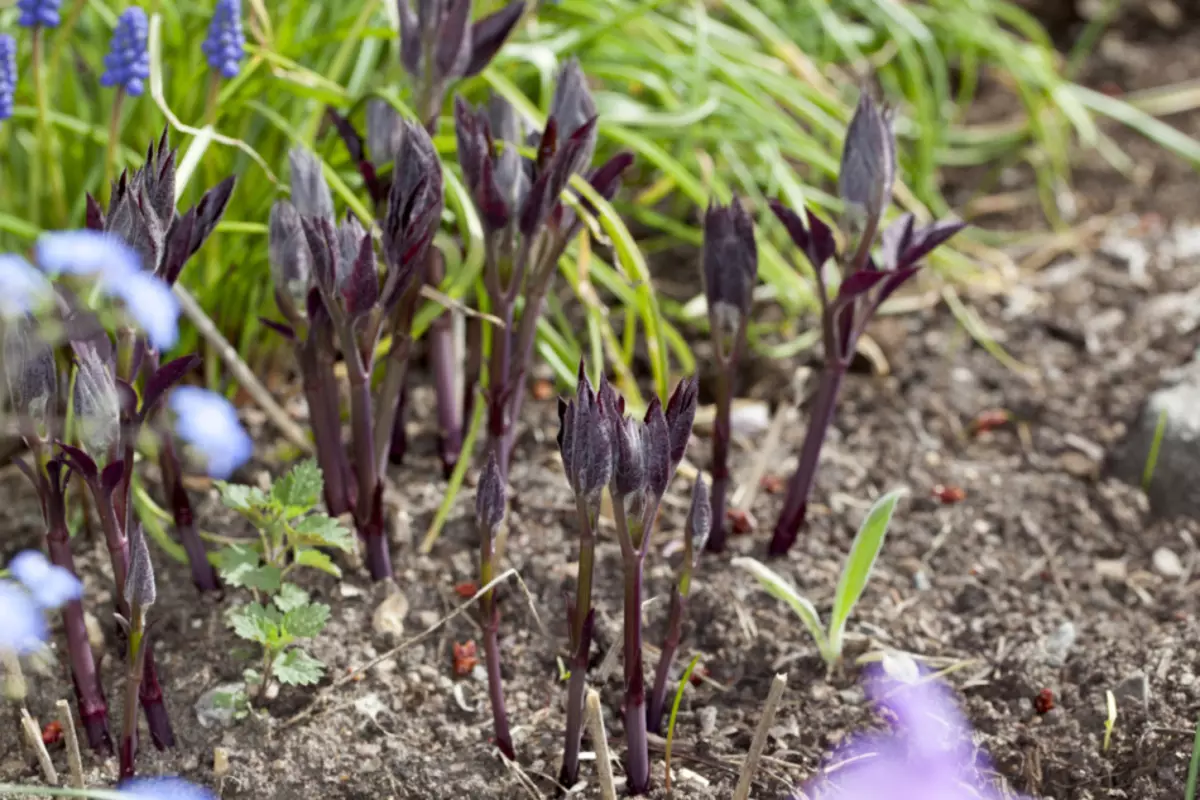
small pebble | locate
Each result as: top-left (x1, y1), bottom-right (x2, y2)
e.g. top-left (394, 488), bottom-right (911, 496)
top-left (372, 590), bottom-right (410, 639)
top-left (212, 747), bottom-right (230, 777)
top-left (1113, 671), bottom-right (1150, 709)
top-left (1041, 621), bottom-right (1077, 667)
top-left (1152, 547), bottom-right (1184, 578)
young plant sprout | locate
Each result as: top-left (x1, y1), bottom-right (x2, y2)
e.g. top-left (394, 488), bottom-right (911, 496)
top-left (597, 371), bottom-right (697, 794)
top-left (700, 197), bottom-right (758, 553)
top-left (555, 362), bottom-right (611, 789)
top-left (647, 475), bottom-right (710, 734)
top-left (475, 452), bottom-right (513, 758)
top-left (735, 488), bottom-right (906, 667)
top-left (118, 525), bottom-right (157, 779)
top-left (453, 61), bottom-right (634, 481)
top-left (768, 90), bottom-right (964, 557)
top-left (266, 126), bottom-right (444, 582)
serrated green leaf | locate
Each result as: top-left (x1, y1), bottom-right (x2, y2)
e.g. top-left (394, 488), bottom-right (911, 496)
top-left (213, 544), bottom-right (263, 585)
top-left (228, 602), bottom-right (281, 646)
top-left (828, 488), bottom-right (907, 657)
top-left (732, 556), bottom-right (832, 664)
top-left (282, 602), bottom-right (330, 639)
top-left (228, 564), bottom-right (283, 593)
top-left (294, 548), bottom-right (343, 578)
top-left (273, 648), bottom-right (325, 686)
top-left (218, 482), bottom-right (271, 513)
top-left (293, 513), bottom-right (354, 552)
top-left (272, 460), bottom-right (323, 515)
top-left (274, 583), bottom-right (310, 613)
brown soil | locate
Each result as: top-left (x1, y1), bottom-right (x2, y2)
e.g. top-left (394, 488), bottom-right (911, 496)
top-left (6, 9), bottom-right (1200, 800)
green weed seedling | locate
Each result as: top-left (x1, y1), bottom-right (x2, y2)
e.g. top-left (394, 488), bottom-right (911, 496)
top-left (212, 460), bottom-right (353, 709)
top-left (734, 488), bottom-right (907, 668)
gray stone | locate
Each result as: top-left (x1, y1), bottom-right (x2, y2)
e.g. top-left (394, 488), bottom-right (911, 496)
top-left (1152, 547), bottom-right (1184, 578)
top-left (194, 682), bottom-right (245, 730)
top-left (1113, 671), bottom-right (1150, 709)
top-left (1110, 361), bottom-right (1200, 520)
top-left (1041, 621), bottom-right (1077, 667)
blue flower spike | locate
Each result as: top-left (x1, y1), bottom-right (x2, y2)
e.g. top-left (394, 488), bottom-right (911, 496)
top-left (169, 387), bottom-right (253, 479)
top-left (202, 0), bottom-right (246, 80)
top-left (101, 6), bottom-right (151, 97)
top-left (17, 0), bottom-right (62, 29)
top-left (0, 35), bottom-right (15, 122)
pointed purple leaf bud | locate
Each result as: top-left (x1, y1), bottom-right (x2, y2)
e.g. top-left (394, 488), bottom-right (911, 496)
top-left (560, 362), bottom-right (612, 499)
top-left (454, 95), bottom-right (489, 193)
top-left (611, 415), bottom-right (647, 499)
top-left (85, 194), bottom-right (106, 231)
top-left (335, 214), bottom-right (368, 285)
top-left (124, 524), bottom-right (157, 608)
top-left (549, 59), bottom-right (597, 166)
top-left (341, 225), bottom-right (380, 316)
top-left (687, 475), bottom-right (711, 552)
top-left (383, 120), bottom-right (444, 285)
top-left (518, 116), bottom-right (597, 237)
top-left (664, 376), bottom-right (698, 470)
top-left (642, 396), bottom-right (671, 501)
top-left (2, 317), bottom-right (57, 434)
top-left (475, 451), bottom-right (506, 533)
top-left (268, 200), bottom-right (311, 311)
top-left (838, 89), bottom-right (896, 232)
top-left (299, 215), bottom-right (338, 296)
top-left (880, 213), bottom-right (916, 272)
top-left (702, 197), bottom-right (758, 338)
top-left (288, 147), bottom-right (335, 222)
top-left (463, 1), bottom-right (525, 78)
top-left (894, 219), bottom-right (966, 270)
top-left (72, 342), bottom-right (120, 455)
top-left (141, 354), bottom-right (201, 417)
top-left (434, 0), bottom-right (473, 82)
top-left (397, 0), bottom-right (422, 79)
top-left (769, 200), bottom-right (836, 277)
top-left (582, 151), bottom-right (634, 212)
top-left (367, 99), bottom-right (404, 163)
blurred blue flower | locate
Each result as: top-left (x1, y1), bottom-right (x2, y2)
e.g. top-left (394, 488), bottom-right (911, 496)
top-left (9, 550), bottom-right (82, 610)
top-left (101, 6), bottom-right (151, 97)
top-left (170, 387), bottom-right (253, 479)
top-left (34, 230), bottom-right (139, 280)
top-left (0, 34), bottom-right (15, 122)
top-left (0, 254), bottom-right (53, 319)
top-left (201, 0), bottom-right (246, 80)
top-left (17, 0), bottom-right (62, 28)
top-left (799, 659), bottom-right (1031, 800)
top-left (0, 580), bottom-right (46, 654)
top-left (120, 777), bottom-right (218, 800)
top-left (110, 271), bottom-right (180, 350)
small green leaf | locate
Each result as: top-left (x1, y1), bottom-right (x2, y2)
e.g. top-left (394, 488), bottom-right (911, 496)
top-left (274, 583), bottom-right (310, 613)
top-left (732, 556), bottom-right (831, 664)
top-left (273, 648), bottom-right (325, 686)
top-left (294, 513), bottom-right (354, 552)
top-left (295, 548), bottom-right (342, 578)
top-left (282, 602), bottom-right (330, 639)
top-left (218, 482), bottom-right (270, 513)
top-left (828, 488), bottom-right (907, 657)
top-left (213, 544), bottom-right (263, 586)
top-left (232, 564), bottom-right (283, 593)
top-left (272, 459), bottom-right (323, 515)
top-left (228, 602), bottom-right (281, 646)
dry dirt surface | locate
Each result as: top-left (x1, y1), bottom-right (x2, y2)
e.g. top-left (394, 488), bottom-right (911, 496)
top-left (3, 210), bottom-right (1200, 799)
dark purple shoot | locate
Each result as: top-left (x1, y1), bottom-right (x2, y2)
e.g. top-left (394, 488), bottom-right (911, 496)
top-left (118, 523), bottom-right (157, 779)
top-left (767, 89), bottom-right (965, 557)
top-left (647, 475), bottom-right (710, 734)
top-left (555, 362), bottom-right (611, 789)
top-left (453, 61), bottom-right (634, 483)
top-left (475, 451), bottom-right (513, 758)
top-left (700, 197), bottom-right (758, 553)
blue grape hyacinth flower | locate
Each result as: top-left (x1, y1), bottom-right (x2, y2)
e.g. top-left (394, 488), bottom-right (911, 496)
top-left (101, 6), bottom-right (151, 97)
top-left (0, 34), bottom-right (15, 122)
top-left (17, 0), bottom-right (62, 28)
top-left (169, 387), bottom-right (253, 479)
top-left (201, 0), bottom-right (246, 80)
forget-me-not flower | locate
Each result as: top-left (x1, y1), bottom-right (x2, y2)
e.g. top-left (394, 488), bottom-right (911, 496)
top-left (0, 580), bottom-right (47, 654)
top-left (9, 550), bottom-right (83, 610)
top-left (201, 0), bottom-right (246, 80)
top-left (111, 271), bottom-right (180, 350)
top-left (101, 6), bottom-right (151, 97)
top-left (0, 34), bottom-right (16, 122)
top-left (169, 387), bottom-right (253, 479)
top-left (17, 0), bottom-right (62, 29)
top-left (0, 254), bottom-right (53, 319)
top-left (120, 776), bottom-right (218, 800)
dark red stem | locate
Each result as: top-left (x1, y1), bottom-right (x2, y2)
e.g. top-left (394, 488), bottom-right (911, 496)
top-left (426, 251), bottom-right (462, 478)
top-left (388, 381), bottom-right (409, 466)
top-left (647, 587), bottom-right (686, 735)
top-left (557, 609), bottom-right (594, 791)
top-left (768, 366), bottom-right (846, 557)
top-left (140, 639), bottom-right (174, 749)
top-left (360, 484), bottom-right (392, 581)
top-left (482, 604), bottom-right (514, 759)
top-left (159, 437), bottom-right (220, 592)
top-left (623, 555), bottom-right (650, 794)
top-left (705, 369), bottom-right (734, 553)
top-left (299, 344), bottom-right (351, 516)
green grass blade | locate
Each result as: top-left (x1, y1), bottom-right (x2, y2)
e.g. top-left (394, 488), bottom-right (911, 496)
top-left (664, 653), bottom-right (702, 789)
top-left (827, 488), bottom-right (908, 658)
top-left (1141, 407), bottom-right (1170, 492)
top-left (732, 556), bottom-right (830, 663)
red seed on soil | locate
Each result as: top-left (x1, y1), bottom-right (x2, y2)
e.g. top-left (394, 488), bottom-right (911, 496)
top-left (532, 379), bottom-right (555, 401)
top-left (42, 721), bottom-right (63, 746)
top-left (727, 508), bottom-right (757, 535)
top-left (453, 640), bottom-right (479, 676)
top-left (932, 485), bottom-right (966, 504)
top-left (969, 409), bottom-right (1010, 434)
top-left (689, 666), bottom-right (710, 686)
top-left (759, 475), bottom-right (784, 494)
top-left (454, 581), bottom-right (479, 598)
top-left (1034, 688), bottom-right (1054, 714)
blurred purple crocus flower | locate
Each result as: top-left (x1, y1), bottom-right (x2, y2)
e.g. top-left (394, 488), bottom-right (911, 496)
top-left (169, 387), bottom-right (252, 479)
top-left (101, 6), bottom-right (151, 97)
top-left (34, 229), bottom-right (181, 349)
top-left (17, 0), bottom-right (62, 29)
top-left (201, 0), bottom-right (246, 79)
top-left (1, 549), bottom-right (83, 655)
top-left (120, 776), bottom-right (217, 799)
top-left (798, 661), bottom-right (1031, 800)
